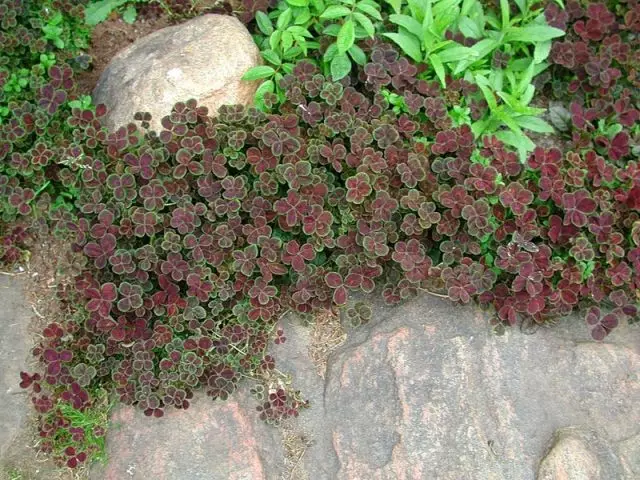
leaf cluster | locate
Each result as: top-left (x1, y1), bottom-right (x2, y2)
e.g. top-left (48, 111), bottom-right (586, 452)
top-left (382, 0), bottom-right (565, 157)
top-left (3, 0), bottom-right (640, 472)
top-left (243, 0), bottom-right (383, 106)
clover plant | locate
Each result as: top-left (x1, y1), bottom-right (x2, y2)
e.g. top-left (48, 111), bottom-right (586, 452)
top-left (1, 0), bottom-right (639, 472)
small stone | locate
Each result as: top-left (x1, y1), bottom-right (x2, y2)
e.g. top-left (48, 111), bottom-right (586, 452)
top-left (93, 14), bottom-right (260, 132)
top-left (538, 429), bottom-right (601, 480)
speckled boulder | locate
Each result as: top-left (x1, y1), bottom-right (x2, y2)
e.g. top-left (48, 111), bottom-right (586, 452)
top-left (273, 295), bottom-right (640, 480)
top-left (93, 14), bottom-right (260, 132)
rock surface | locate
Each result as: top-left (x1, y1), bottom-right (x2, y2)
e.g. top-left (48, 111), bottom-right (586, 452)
top-left (0, 277), bottom-right (30, 459)
top-left (91, 388), bottom-right (284, 480)
top-left (3, 282), bottom-right (638, 479)
top-left (273, 295), bottom-right (640, 480)
top-left (93, 14), bottom-right (260, 132)
top-left (537, 427), bottom-right (619, 480)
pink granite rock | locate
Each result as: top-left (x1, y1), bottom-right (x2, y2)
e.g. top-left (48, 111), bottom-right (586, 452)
top-left (91, 388), bottom-right (283, 480)
top-left (273, 295), bottom-right (640, 480)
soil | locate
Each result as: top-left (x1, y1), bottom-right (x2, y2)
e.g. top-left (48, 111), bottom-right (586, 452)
top-left (76, 17), bottom-right (171, 96)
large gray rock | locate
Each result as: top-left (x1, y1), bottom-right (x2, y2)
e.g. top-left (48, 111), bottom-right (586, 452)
top-left (93, 14), bottom-right (260, 132)
top-left (91, 388), bottom-right (284, 480)
top-left (273, 294), bottom-right (640, 480)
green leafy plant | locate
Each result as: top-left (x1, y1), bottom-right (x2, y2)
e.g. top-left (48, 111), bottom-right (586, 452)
top-left (384, 0), bottom-right (564, 85)
top-left (85, 0), bottom-right (149, 25)
top-left (39, 388), bottom-right (113, 468)
top-left (243, 0), bottom-right (383, 107)
top-left (472, 59), bottom-right (554, 158)
top-left (319, 0), bottom-right (382, 79)
top-left (382, 0), bottom-right (564, 157)
top-left (4, 0), bottom-right (640, 473)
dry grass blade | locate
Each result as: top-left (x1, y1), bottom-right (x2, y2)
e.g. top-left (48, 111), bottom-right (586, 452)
top-left (308, 310), bottom-right (346, 379)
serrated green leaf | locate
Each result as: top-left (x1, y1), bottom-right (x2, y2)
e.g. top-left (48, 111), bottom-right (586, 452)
top-left (287, 26), bottom-right (313, 37)
top-left (385, 0), bottom-right (402, 14)
top-left (122, 4), bottom-right (137, 24)
top-left (286, 42), bottom-right (306, 58)
top-left (84, 0), bottom-right (129, 26)
top-left (337, 19), bottom-right (356, 54)
top-left (261, 49), bottom-right (281, 66)
top-left (276, 8), bottom-right (293, 29)
top-left (323, 24), bottom-right (342, 36)
top-left (515, 115), bottom-right (555, 133)
top-left (356, 2), bottom-right (382, 20)
top-left (269, 30), bottom-right (282, 50)
top-left (505, 25), bottom-right (565, 43)
top-left (256, 11), bottom-right (274, 35)
top-left (254, 79), bottom-right (275, 111)
top-left (353, 12), bottom-right (375, 38)
top-left (295, 8), bottom-right (312, 24)
top-left (324, 42), bottom-right (339, 61)
top-left (331, 53), bottom-right (352, 80)
top-left (311, 0), bottom-right (325, 10)
top-left (382, 32), bottom-right (422, 62)
top-left (320, 5), bottom-right (351, 19)
top-left (348, 44), bottom-right (367, 65)
top-left (281, 30), bottom-right (294, 52)
top-left (429, 53), bottom-right (446, 87)
top-left (389, 14), bottom-right (423, 38)
top-left (286, 0), bottom-right (309, 7)
top-left (242, 66), bottom-right (276, 81)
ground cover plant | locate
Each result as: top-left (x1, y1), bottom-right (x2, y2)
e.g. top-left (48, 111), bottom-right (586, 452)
top-left (0, 0), bottom-right (638, 471)
top-left (1, 0), bottom-right (92, 265)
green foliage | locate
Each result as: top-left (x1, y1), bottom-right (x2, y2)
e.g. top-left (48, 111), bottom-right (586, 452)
top-left (4, 0), bottom-right (640, 472)
top-left (245, 0), bottom-right (382, 105)
top-left (472, 59), bottom-right (553, 159)
top-left (0, 1), bottom-right (90, 121)
top-left (382, 0), bottom-right (564, 157)
top-left (0, 0), bottom-right (92, 263)
top-left (85, 0), bottom-right (149, 25)
top-left (6, 468), bottom-right (24, 480)
top-left (42, 388), bottom-right (113, 467)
